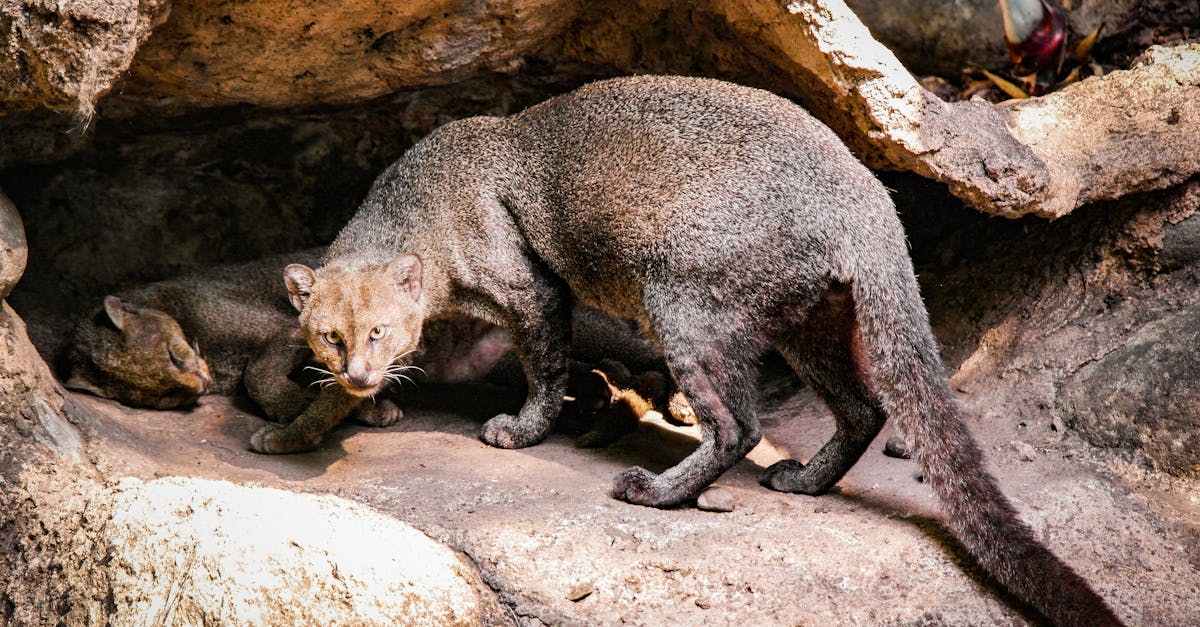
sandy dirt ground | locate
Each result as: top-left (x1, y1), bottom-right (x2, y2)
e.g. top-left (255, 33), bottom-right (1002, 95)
top-left (74, 377), bottom-right (1198, 626)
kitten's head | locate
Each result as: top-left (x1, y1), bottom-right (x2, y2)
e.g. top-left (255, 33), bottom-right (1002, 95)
top-left (284, 254), bottom-right (425, 398)
top-left (68, 296), bottom-right (213, 409)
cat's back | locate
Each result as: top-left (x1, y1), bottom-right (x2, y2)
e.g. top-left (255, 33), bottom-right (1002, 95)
top-left (509, 75), bottom-right (864, 189)
top-left (497, 76), bottom-right (889, 306)
top-left (133, 248), bottom-right (322, 349)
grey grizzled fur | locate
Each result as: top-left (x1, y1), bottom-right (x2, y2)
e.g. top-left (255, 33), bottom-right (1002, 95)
top-left (66, 249), bottom-right (328, 417)
top-left (288, 76), bottom-right (1120, 625)
top-left (68, 247), bottom-right (669, 435)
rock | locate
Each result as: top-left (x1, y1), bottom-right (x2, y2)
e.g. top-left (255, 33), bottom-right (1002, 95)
top-left (0, 0), bottom-right (170, 114)
top-left (118, 0), bottom-right (583, 110)
top-left (883, 435), bottom-right (913, 459)
top-left (101, 477), bottom-right (508, 626)
top-left (1059, 305), bottom-right (1200, 477)
top-left (1010, 440), bottom-right (1038, 462)
top-left (0, 189), bottom-right (26, 300)
top-left (1161, 192), bottom-right (1200, 269)
top-left (3, 1), bottom-right (1197, 222)
top-left (696, 487), bottom-right (735, 513)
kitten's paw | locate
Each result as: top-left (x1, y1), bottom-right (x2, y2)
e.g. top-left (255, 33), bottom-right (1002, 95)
top-left (610, 466), bottom-right (675, 507)
top-left (357, 398), bottom-right (403, 427)
top-left (249, 424), bottom-right (319, 455)
top-left (480, 413), bottom-right (545, 449)
top-left (666, 392), bottom-right (697, 427)
top-left (760, 459), bottom-right (828, 495)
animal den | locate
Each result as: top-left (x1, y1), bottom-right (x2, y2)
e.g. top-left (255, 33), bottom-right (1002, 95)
top-left (1, 1), bottom-right (1198, 624)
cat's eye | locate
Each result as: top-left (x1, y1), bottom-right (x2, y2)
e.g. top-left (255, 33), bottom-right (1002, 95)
top-left (324, 330), bottom-right (342, 345)
top-left (167, 347), bottom-right (185, 369)
top-left (369, 326), bottom-right (389, 341)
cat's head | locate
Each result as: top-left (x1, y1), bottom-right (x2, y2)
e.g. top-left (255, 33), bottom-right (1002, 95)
top-left (284, 254), bottom-right (424, 398)
top-left (68, 296), bottom-right (213, 409)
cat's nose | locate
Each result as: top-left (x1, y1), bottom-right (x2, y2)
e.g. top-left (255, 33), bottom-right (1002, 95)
top-left (345, 362), bottom-right (373, 388)
top-left (347, 373), bottom-right (372, 388)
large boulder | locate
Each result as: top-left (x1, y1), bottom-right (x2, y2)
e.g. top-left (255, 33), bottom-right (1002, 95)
top-left (0, 188), bottom-right (25, 300)
top-left (102, 478), bottom-right (509, 626)
top-left (1059, 305), bottom-right (1200, 477)
top-left (4, 475), bottom-right (511, 626)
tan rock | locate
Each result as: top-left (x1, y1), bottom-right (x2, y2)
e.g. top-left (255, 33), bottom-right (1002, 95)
top-left (121, 0), bottom-right (581, 109)
top-left (0, 0), bottom-right (170, 115)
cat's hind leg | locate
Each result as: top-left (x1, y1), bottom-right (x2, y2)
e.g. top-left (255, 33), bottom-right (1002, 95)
top-left (611, 292), bottom-right (763, 508)
top-left (761, 282), bottom-right (887, 495)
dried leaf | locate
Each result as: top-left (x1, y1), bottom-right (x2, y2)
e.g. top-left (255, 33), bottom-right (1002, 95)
top-left (959, 73), bottom-right (1000, 102)
top-left (1016, 71), bottom-right (1041, 96)
top-left (982, 69), bottom-right (1030, 100)
top-left (1071, 23), bottom-right (1105, 63)
top-left (1058, 65), bottom-right (1083, 88)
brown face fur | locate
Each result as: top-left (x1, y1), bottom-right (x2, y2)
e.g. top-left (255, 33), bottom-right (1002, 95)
top-left (285, 255), bottom-right (424, 398)
top-left (69, 296), bottom-right (214, 409)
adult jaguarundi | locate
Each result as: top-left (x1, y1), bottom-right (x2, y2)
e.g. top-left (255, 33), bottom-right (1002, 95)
top-left (255, 75), bottom-right (1121, 625)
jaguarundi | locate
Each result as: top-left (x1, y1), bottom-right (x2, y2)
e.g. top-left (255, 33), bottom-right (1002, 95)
top-left (257, 75), bottom-right (1121, 625)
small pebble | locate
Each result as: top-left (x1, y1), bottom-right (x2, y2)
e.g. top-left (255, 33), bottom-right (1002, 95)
top-left (1011, 440), bottom-right (1038, 461)
top-left (882, 435), bottom-right (912, 459)
top-left (697, 486), bottom-right (735, 512)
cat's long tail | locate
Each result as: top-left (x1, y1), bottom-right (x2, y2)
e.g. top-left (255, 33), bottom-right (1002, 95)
top-left (846, 256), bottom-right (1122, 626)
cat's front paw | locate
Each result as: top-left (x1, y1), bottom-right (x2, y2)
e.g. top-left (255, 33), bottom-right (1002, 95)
top-left (611, 466), bottom-right (675, 507)
top-left (481, 413), bottom-right (546, 449)
top-left (357, 398), bottom-right (403, 427)
top-left (249, 424), bottom-right (319, 455)
top-left (760, 459), bottom-right (827, 495)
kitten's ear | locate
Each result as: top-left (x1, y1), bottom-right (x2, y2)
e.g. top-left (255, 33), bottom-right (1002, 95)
top-left (283, 264), bottom-right (316, 313)
top-left (64, 373), bottom-right (109, 398)
top-left (386, 254), bottom-right (423, 298)
top-left (102, 295), bottom-right (135, 331)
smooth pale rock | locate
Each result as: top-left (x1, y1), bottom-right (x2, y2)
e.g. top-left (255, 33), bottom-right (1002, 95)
top-left (103, 477), bottom-right (508, 626)
top-left (696, 486), bottom-right (735, 513)
top-left (0, 189), bottom-right (25, 300)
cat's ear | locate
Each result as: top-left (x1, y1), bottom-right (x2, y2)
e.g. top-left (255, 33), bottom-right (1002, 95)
top-left (283, 264), bottom-right (316, 313)
top-left (102, 295), bottom-right (135, 331)
top-left (386, 254), bottom-right (423, 299)
top-left (64, 373), bottom-right (109, 398)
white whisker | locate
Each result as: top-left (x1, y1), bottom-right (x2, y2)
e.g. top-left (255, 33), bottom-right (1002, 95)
top-left (383, 372), bottom-right (417, 389)
top-left (386, 363), bottom-right (427, 377)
